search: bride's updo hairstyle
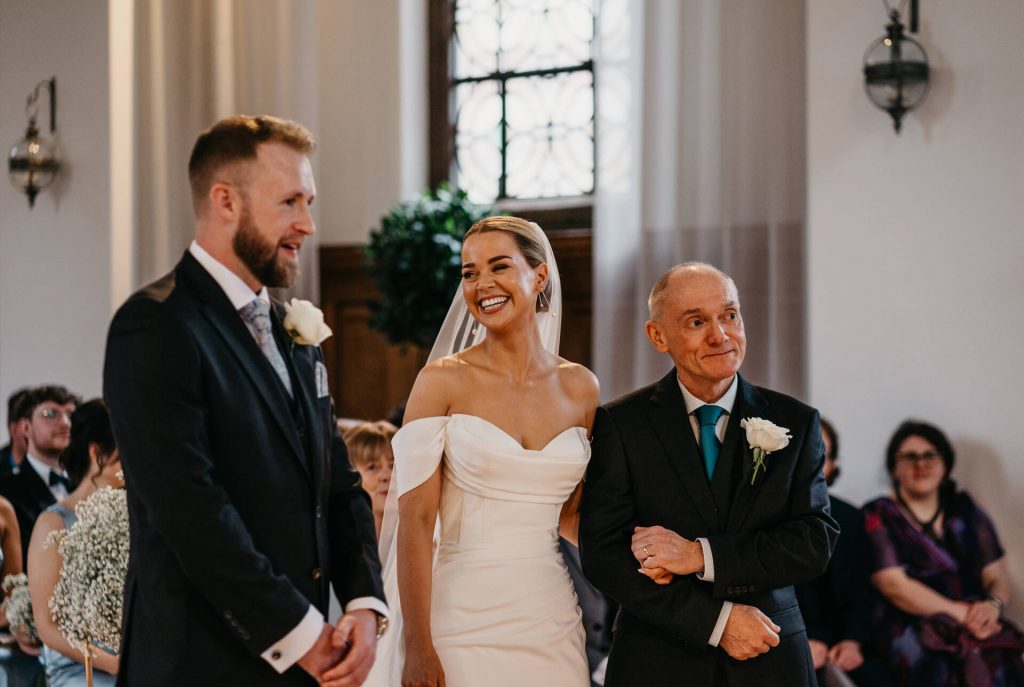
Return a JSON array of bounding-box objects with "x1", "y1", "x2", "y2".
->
[{"x1": 464, "y1": 216, "x2": 553, "y2": 312}]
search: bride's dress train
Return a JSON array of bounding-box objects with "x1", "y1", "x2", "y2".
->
[{"x1": 366, "y1": 413, "x2": 590, "y2": 686}]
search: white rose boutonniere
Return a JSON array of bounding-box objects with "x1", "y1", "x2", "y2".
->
[
  {"x1": 739, "y1": 417, "x2": 792, "y2": 485},
  {"x1": 283, "y1": 298, "x2": 333, "y2": 347}
]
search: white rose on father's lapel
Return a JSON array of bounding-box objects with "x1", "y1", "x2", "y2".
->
[
  {"x1": 740, "y1": 417, "x2": 791, "y2": 452},
  {"x1": 283, "y1": 298, "x2": 333, "y2": 346}
]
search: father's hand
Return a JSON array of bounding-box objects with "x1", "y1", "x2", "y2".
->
[
  {"x1": 297, "y1": 621, "x2": 345, "y2": 679},
  {"x1": 719, "y1": 603, "x2": 780, "y2": 661},
  {"x1": 632, "y1": 526, "x2": 704, "y2": 576},
  {"x1": 320, "y1": 609, "x2": 379, "y2": 687}
]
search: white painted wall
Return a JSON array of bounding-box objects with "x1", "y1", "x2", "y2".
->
[
  {"x1": 808, "y1": 0, "x2": 1024, "y2": 619},
  {"x1": 0, "y1": 0, "x2": 113, "y2": 406}
]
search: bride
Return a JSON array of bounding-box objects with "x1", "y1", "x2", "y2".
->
[{"x1": 365, "y1": 216, "x2": 599, "y2": 687}]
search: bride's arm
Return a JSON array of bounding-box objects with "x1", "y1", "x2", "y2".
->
[
  {"x1": 557, "y1": 363, "x2": 600, "y2": 547},
  {"x1": 395, "y1": 361, "x2": 454, "y2": 685}
]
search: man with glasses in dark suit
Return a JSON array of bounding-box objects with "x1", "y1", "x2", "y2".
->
[{"x1": 0, "y1": 384, "x2": 79, "y2": 562}]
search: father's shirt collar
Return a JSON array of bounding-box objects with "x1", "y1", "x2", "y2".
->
[
  {"x1": 25, "y1": 453, "x2": 69, "y2": 499},
  {"x1": 678, "y1": 374, "x2": 739, "y2": 416},
  {"x1": 189, "y1": 240, "x2": 269, "y2": 310}
]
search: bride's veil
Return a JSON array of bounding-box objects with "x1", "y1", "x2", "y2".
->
[{"x1": 368, "y1": 220, "x2": 562, "y2": 684}]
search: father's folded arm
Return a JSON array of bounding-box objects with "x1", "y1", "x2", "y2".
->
[{"x1": 580, "y1": 407, "x2": 724, "y2": 646}]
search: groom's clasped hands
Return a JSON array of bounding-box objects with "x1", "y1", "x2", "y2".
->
[
  {"x1": 297, "y1": 609, "x2": 379, "y2": 687},
  {"x1": 631, "y1": 525, "x2": 782, "y2": 661}
]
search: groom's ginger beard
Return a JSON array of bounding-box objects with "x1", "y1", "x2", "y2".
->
[{"x1": 233, "y1": 203, "x2": 301, "y2": 288}]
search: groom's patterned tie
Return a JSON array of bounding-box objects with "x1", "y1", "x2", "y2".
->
[
  {"x1": 694, "y1": 404, "x2": 725, "y2": 480},
  {"x1": 238, "y1": 298, "x2": 294, "y2": 397}
]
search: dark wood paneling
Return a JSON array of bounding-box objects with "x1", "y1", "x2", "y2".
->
[{"x1": 320, "y1": 233, "x2": 592, "y2": 421}]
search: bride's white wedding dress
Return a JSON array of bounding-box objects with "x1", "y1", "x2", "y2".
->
[{"x1": 367, "y1": 413, "x2": 590, "y2": 686}]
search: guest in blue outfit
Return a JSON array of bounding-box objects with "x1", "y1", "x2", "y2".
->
[
  {"x1": 864, "y1": 420, "x2": 1024, "y2": 687},
  {"x1": 27, "y1": 399, "x2": 122, "y2": 686}
]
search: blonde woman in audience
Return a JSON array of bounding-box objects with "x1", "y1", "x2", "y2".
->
[
  {"x1": 344, "y1": 421, "x2": 397, "y2": 539},
  {"x1": 28, "y1": 400, "x2": 122, "y2": 686}
]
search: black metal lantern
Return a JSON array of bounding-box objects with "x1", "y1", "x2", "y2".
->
[
  {"x1": 8, "y1": 78, "x2": 60, "y2": 208},
  {"x1": 863, "y1": 6, "x2": 929, "y2": 134}
]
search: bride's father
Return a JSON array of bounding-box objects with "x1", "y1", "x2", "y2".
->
[
  {"x1": 104, "y1": 116, "x2": 386, "y2": 686},
  {"x1": 580, "y1": 263, "x2": 837, "y2": 687}
]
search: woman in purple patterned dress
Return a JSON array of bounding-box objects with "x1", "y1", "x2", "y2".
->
[{"x1": 863, "y1": 420, "x2": 1024, "y2": 687}]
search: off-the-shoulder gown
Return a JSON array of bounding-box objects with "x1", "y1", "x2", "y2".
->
[{"x1": 365, "y1": 414, "x2": 590, "y2": 686}]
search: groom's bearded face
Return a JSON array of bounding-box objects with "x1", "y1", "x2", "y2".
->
[{"x1": 233, "y1": 200, "x2": 300, "y2": 288}]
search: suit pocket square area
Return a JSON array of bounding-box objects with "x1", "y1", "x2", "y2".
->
[{"x1": 315, "y1": 361, "x2": 330, "y2": 398}]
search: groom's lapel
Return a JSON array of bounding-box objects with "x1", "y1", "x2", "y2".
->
[
  {"x1": 726, "y1": 375, "x2": 769, "y2": 532},
  {"x1": 179, "y1": 254, "x2": 310, "y2": 479},
  {"x1": 271, "y1": 302, "x2": 325, "y2": 477},
  {"x1": 647, "y1": 370, "x2": 718, "y2": 532}
]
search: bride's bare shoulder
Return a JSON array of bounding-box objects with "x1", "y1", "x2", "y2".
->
[
  {"x1": 405, "y1": 352, "x2": 474, "y2": 421},
  {"x1": 556, "y1": 359, "x2": 600, "y2": 405}
]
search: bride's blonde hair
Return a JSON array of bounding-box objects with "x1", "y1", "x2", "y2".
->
[{"x1": 464, "y1": 216, "x2": 552, "y2": 312}]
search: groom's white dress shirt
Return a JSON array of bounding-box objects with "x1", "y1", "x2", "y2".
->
[
  {"x1": 189, "y1": 241, "x2": 388, "y2": 672},
  {"x1": 678, "y1": 375, "x2": 738, "y2": 647}
]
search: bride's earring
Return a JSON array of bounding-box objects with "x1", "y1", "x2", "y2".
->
[{"x1": 537, "y1": 289, "x2": 550, "y2": 313}]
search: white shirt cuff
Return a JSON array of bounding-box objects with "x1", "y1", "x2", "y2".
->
[
  {"x1": 261, "y1": 605, "x2": 323, "y2": 674},
  {"x1": 708, "y1": 601, "x2": 733, "y2": 647},
  {"x1": 345, "y1": 596, "x2": 389, "y2": 619},
  {"x1": 695, "y1": 538, "x2": 714, "y2": 582}
]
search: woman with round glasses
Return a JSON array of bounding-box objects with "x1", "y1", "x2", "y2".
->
[{"x1": 863, "y1": 420, "x2": 1024, "y2": 686}]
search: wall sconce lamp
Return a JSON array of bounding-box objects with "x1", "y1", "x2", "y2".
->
[
  {"x1": 863, "y1": 0, "x2": 929, "y2": 133},
  {"x1": 8, "y1": 77, "x2": 61, "y2": 208}
]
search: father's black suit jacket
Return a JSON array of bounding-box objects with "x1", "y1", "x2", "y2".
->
[
  {"x1": 579, "y1": 371, "x2": 838, "y2": 687},
  {"x1": 103, "y1": 253, "x2": 384, "y2": 686}
]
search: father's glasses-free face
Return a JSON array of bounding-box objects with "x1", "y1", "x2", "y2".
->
[{"x1": 894, "y1": 451, "x2": 942, "y2": 466}]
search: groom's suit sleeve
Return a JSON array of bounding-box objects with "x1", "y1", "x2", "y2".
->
[
  {"x1": 704, "y1": 408, "x2": 838, "y2": 599},
  {"x1": 105, "y1": 296, "x2": 316, "y2": 658},
  {"x1": 580, "y1": 406, "x2": 724, "y2": 645}
]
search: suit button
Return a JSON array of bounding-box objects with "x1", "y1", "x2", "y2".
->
[
  {"x1": 315, "y1": 505, "x2": 323, "y2": 519},
  {"x1": 271, "y1": 650, "x2": 281, "y2": 660},
  {"x1": 312, "y1": 568, "x2": 322, "y2": 580}
]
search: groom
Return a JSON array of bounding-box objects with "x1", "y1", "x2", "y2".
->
[
  {"x1": 579, "y1": 263, "x2": 837, "y2": 687},
  {"x1": 104, "y1": 116, "x2": 386, "y2": 685}
]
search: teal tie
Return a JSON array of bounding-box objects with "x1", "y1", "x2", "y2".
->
[{"x1": 694, "y1": 404, "x2": 725, "y2": 479}]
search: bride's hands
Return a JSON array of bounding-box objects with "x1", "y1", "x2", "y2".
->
[
  {"x1": 632, "y1": 525, "x2": 705, "y2": 576},
  {"x1": 402, "y1": 644, "x2": 446, "y2": 687}
]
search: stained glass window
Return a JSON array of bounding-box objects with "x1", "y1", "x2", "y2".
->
[{"x1": 449, "y1": 0, "x2": 597, "y2": 205}]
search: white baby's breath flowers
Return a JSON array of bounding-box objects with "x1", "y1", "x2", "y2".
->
[
  {"x1": 46, "y1": 486, "x2": 129, "y2": 654},
  {"x1": 2, "y1": 573, "x2": 38, "y2": 642},
  {"x1": 740, "y1": 417, "x2": 792, "y2": 485},
  {"x1": 283, "y1": 298, "x2": 333, "y2": 346}
]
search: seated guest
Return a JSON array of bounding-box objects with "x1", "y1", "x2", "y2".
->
[
  {"x1": 796, "y1": 419, "x2": 890, "y2": 687},
  {"x1": 0, "y1": 385, "x2": 80, "y2": 563},
  {"x1": 343, "y1": 420, "x2": 396, "y2": 538},
  {"x1": 864, "y1": 420, "x2": 1024, "y2": 686},
  {"x1": 28, "y1": 400, "x2": 121, "y2": 686},
  {"x1": 1, "y1": 387, "x2": 30, "y2": 475}
]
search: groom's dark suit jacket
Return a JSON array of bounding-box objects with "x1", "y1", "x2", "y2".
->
[
  {"x1": 579, "y1": 371, "x2": 838, "y2": 687},
  {"x1": 104, "y1": 253, "x2": 384, "y2": 686}
]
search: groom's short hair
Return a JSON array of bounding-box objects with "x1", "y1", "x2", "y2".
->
[
  {"x1": 647, "y1": 262, "x2": 737, "y2": 321},
  {"x1": 188, "y1": 115, "x2": 316, "y2": 215}
]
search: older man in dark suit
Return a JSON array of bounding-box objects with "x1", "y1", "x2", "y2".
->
[
  {"x1": 104, "y1": 116, "x2": 385, "y2": 686},
  {"x1": 580, "y1": 263, "x2": 838, "y2": 687}
]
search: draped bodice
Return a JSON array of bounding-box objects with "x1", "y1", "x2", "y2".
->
[{"x1": 392, "y1": 414, "x2": 589, "y2": 553}]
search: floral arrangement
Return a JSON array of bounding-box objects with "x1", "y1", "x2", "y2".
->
[
  {"x1": 2, "y1": 573, "x2": 38, "y2": 642},
  {"x1": 740, "y1": 418, "x2": 792, "y2": 485},
  {"x1": 46, "y1": 486, "x2": 129, "y2": 653}
]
